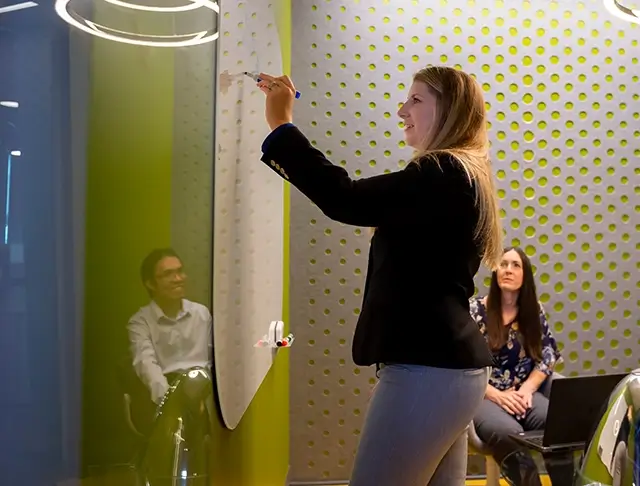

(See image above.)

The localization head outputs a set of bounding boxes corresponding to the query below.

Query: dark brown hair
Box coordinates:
[485,246,543,360]
[140,248,181,297]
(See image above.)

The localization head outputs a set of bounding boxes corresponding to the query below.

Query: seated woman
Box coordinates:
[471,247,566,486]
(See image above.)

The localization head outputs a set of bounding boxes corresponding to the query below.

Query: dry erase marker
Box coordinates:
[281,333,295,347]
[282,337,295,347]
[244,72,302,99]
[277,332,293,347]
[276,334,289,347]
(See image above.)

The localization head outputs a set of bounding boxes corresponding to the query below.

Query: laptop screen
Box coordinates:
[543,373,627,446]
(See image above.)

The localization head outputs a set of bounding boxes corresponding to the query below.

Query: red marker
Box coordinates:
[281,333,295,347]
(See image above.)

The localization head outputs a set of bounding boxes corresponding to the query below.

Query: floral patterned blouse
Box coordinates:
[470,297,562,391]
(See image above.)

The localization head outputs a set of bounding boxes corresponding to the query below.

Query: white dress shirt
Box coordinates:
[127,299,213,403]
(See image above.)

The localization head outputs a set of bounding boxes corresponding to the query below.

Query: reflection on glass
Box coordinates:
[128,248,213,405]
[54,0,219,47]
[1,5,84,483]
[139,368,214,486]
[1,0,219,483]
[4,152,15,244]
[121,249,215,483]
[578,371,640,486]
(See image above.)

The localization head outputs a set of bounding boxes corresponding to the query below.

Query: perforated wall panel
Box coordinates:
[289,0,640,481]
[172,44,217,308]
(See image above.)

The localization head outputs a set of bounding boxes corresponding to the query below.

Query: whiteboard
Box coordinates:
[212,0,285,430]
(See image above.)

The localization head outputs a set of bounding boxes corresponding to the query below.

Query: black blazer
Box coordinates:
[261,124,494,370]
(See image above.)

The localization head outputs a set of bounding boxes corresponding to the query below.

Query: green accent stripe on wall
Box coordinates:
[81,39,176,467]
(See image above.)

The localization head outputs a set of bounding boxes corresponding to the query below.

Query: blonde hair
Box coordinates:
[411,66,503,269]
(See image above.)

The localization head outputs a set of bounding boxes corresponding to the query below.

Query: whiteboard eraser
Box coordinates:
[268,321,278,346]
[275,321,284,343]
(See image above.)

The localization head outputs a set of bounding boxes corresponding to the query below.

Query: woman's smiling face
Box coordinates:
[397,80,438,150]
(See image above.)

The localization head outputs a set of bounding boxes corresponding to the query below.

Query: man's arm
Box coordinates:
[127,317,170,404]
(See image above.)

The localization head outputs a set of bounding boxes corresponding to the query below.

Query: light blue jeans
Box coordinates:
[349,364,490,486]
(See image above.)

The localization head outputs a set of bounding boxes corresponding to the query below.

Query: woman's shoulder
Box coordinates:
[537,301,549,325]
[415,151,460,172]
[469,295,487,314]
[414,152,474,189]
[471,295,487,305]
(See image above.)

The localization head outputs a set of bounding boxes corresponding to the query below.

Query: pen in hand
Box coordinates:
[243,71,302,99]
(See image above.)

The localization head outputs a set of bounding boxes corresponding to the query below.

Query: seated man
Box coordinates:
[128,248,212,405]
[470,247,567,486]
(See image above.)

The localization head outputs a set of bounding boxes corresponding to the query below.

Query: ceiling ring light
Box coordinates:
[603,0,640,24]
[54,0,219,48]
[102,0,218,13]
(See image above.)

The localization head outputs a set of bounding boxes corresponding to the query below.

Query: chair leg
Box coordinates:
[485,456,501,486]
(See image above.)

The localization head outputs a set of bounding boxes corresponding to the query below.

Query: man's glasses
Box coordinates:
[156,268,186,280]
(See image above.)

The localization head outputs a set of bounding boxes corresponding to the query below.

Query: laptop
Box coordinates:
[510,373,627,453]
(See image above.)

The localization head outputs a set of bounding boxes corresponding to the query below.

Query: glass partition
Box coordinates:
[0,1,220,483]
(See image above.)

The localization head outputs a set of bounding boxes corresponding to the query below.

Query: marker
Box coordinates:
[243,72,302,99]
[281,333,295,347]
[283,337,295,347]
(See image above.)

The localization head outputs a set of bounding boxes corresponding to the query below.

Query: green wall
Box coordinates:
[81,1,291,482]
[81,39,176,466]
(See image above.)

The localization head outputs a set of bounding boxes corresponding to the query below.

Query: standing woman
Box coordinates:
[256,67,503,486]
